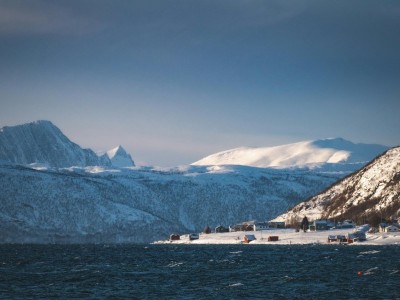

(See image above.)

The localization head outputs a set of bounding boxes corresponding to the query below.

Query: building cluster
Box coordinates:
[228,221,285,232]
[168,216,400,242]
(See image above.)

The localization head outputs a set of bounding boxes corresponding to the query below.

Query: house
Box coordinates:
[268,221,285,229]
[169,234,180,241]
[309,220,329,231]
[347,231,366,243]
[328,235,347,243]
[268,236,279,242]
[215,225,229,233]
[254,222,270,231]
[339,223,356,229]
[229,222,255,232]
[229,224,242,232]
[355,224,370,233]
[243,234,256,243]
[384,225,400,232]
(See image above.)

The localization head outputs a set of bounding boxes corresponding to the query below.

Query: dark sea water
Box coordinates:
[0,244,399,299]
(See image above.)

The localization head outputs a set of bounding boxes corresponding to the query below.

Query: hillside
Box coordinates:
[274,147,400,224]
[0,164,342,243]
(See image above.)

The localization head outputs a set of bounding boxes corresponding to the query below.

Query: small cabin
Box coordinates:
[268,221,285,229]
[229,223,255,232]
[384,225,400,232]
[215,225,229,233]
[254,222,270,231]
[328,235,346,243]
[347,231,366,243]
[309,220,329,231]
[169,234,180,241]
[243,234,256,243]
[268,236,279,242]
[339,222,355,229]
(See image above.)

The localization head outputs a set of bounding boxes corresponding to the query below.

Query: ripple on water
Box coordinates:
[0,244,399,299]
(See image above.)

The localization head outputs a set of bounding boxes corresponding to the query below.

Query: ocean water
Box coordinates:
[0,244,399,299]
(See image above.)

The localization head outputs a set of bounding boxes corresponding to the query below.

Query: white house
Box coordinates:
[254,222,270,231]
[384,225,400,232]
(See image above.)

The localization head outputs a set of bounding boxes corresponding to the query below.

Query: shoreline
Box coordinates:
[154,228,400,246]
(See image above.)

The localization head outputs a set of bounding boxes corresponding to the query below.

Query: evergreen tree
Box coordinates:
[301,216,309,232]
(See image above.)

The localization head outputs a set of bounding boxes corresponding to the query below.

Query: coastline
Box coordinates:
[154,228,400,245]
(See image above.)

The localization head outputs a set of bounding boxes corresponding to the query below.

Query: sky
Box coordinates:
[0,0,399,166]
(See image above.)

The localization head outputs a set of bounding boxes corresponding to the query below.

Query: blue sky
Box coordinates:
[0,0,399,166]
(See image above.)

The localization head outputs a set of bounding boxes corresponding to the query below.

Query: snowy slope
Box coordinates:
[0,163,343,243]
[274,147,400,224]
[106,146,135,167]
[192,138,387,169]
[0,121,111,168]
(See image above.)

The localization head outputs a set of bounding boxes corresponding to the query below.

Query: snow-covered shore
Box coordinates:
[154,229,400,245]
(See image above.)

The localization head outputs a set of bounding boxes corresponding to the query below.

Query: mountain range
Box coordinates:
[0,120,392,243]
[0,120,134,168]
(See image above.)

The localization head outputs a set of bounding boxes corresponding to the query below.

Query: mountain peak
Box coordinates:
[32,120,54,125]
[107,145,135,168]
[107,145,127,157]
[0,120,111,168]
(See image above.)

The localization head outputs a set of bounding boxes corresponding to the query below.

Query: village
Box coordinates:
[157,217,400,245]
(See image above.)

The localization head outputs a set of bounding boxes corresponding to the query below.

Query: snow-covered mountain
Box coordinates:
[106,145,135,167]
[273,146,400,224]
[0,163,343,243]
[192,138,388,170]
[0,120,133,168]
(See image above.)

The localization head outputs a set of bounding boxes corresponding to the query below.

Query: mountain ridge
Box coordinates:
[192,138,388,169]
[0,120,135,169]
[273,146,400,224]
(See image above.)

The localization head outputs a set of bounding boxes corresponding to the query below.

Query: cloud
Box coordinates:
[0,0,105,36]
